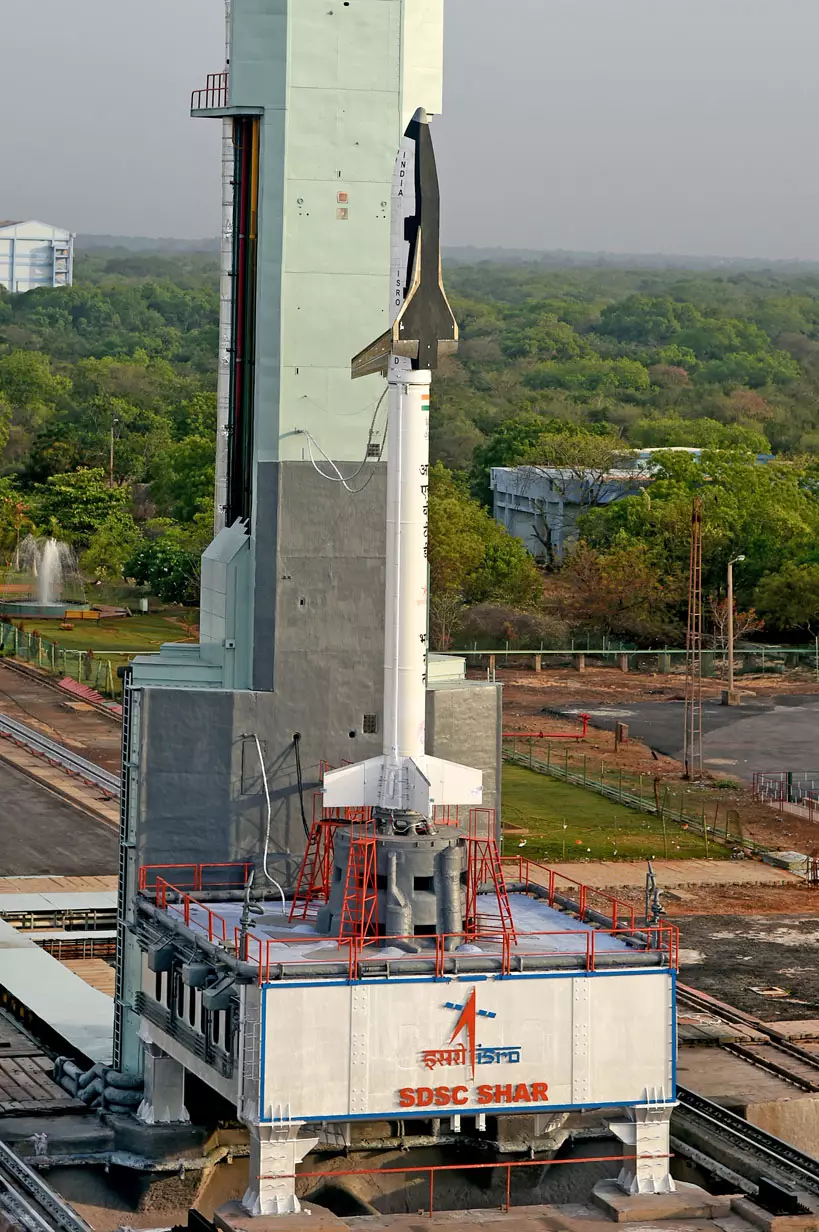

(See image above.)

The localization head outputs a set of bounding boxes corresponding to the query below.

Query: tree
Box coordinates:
[708,596,764,659]
[149,436,215,522]
[755,562,819,635]
[560,542,681,644]
[428,463,541,644]
[81,511,142,580]
[31,468,129,548]
[124,533,200,605]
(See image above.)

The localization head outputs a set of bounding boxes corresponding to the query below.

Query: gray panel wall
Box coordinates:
[426,681,503,833]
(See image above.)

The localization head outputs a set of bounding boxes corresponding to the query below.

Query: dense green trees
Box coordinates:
[8,251,819,636]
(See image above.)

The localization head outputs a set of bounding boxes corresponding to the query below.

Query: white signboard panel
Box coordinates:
[260,970,673,1122]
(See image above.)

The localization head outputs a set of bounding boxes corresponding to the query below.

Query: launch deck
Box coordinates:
[138,860,677,983]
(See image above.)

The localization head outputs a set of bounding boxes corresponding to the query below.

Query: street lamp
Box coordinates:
[725,554,745,703]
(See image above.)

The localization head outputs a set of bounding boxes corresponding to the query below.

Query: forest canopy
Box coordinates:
[5,251,819,637]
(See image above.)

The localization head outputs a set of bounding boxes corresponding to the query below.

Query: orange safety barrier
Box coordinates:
[238,921,678,985]
[138,862,252,894]
[503,857,637,931]
[154,877,231,944]
[261,1152,669,1218]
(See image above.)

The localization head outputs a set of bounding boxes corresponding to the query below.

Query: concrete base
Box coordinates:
[722,689,742,706]
[592,1179,731,1222]
[216,1200,342,1232]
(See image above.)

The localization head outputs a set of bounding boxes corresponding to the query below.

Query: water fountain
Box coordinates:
[0,535,88,618]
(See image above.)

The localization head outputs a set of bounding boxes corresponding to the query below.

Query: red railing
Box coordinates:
[139,862,252,894]
[263,1152,669,1217]
[239,921,678,985]
[191,71,228,111]
[154,876,231,944]
[503,856,637,931]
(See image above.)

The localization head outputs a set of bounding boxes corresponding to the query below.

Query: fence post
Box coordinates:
[583,755,587,786]
[546,743,551,770]
[661,788,669,858]
[619,770,623,802]
[565,748,569,777]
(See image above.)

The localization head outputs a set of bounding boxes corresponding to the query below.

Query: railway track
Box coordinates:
[675,982,819,1204]
[0,715,120,799]
[0,1137,91,1232]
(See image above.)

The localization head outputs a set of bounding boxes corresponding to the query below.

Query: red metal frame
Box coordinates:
[262,1152,665,1217]
[138,862,251,895]
[465,809,517,942]
[337,824,378,943]
[289,817,343,921]
[190,71,228,111]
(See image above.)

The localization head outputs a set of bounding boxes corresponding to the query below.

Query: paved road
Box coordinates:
[0,762,118,876]
[554,694,819,779]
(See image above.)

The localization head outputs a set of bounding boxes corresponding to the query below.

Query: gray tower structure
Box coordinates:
[115,1,502,1076]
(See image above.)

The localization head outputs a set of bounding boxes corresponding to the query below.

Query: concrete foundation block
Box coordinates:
[592,1179,731,1222]
[721,689,742,706]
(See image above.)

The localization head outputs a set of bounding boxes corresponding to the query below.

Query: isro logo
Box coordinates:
[399,989,548,1111]
[420,987,522,1075]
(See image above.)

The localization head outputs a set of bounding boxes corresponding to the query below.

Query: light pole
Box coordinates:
[724,554,745,705]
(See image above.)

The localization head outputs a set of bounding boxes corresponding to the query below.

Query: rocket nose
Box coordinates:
[408,107,429,129]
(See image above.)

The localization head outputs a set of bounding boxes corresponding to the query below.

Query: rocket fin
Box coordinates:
[323,754,482,812]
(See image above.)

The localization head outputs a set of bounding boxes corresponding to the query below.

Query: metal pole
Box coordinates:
[727,559,735,692]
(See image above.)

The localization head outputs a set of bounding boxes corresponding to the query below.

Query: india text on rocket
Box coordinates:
[323,110,482,816]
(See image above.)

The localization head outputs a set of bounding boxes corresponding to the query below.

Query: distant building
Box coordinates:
[491,446,775,562]
[0,220,74,293]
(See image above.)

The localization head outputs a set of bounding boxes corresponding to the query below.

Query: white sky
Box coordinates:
[3,0,819,257]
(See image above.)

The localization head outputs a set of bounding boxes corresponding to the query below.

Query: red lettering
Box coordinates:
[494,1084,513,1104]
[531,1082,549,1103]
[476,1084,493,1105]
[398,1088,416,1109]
[513,1083,532,1104]
[434,1086,452,1107]
[452,1085,469,1106]
[416,1087,434,1107]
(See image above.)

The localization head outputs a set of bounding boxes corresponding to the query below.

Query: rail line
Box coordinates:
[0,1136,92,1232]
[0,715,120,798]
[675,1086,819,1198]
[677,982,819,1079]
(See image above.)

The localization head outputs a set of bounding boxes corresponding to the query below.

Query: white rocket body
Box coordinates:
[323,115,482,815]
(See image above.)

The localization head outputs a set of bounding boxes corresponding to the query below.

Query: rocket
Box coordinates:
[323,110,482,817]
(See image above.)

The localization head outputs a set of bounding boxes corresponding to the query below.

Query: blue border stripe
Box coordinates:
[259,986,267,1123]
[259,1096,663,1125]
[261,967,670,993]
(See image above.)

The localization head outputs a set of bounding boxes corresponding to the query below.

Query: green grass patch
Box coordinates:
[501,764,729,862]
[12,612,197,654]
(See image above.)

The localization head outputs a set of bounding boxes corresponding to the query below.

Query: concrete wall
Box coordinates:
[427,681,502,828]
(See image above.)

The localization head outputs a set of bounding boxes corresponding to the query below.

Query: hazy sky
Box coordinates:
[3,0,819,258]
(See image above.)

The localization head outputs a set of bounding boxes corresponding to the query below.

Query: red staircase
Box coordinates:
[337,823,378,941]
[465,808,517,942]
[289,806,343,922]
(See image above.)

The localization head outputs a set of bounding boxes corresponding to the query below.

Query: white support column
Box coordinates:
[137,1035,189,1125]
[242,1120,319,1216]
[608,1092,676,1195]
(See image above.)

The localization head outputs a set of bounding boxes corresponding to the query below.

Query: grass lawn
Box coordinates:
[501,764,730,862]
[12,612,198,654]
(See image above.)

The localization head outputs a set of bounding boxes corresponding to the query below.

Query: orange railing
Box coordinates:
[262,1152,668,1217]
[239,922,678,985]
[139,862,251,895]
[503,856,637,930]
[153,877,232,944]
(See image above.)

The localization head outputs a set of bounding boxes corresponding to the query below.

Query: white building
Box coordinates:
[0,220,74,293]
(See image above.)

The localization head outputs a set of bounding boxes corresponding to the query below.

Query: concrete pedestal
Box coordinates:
[722,689,741,706]
[242,1121,319,1216]
[607,1097,676,1194]
[137,1036,189,1125]
[593,1179,731,1222]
